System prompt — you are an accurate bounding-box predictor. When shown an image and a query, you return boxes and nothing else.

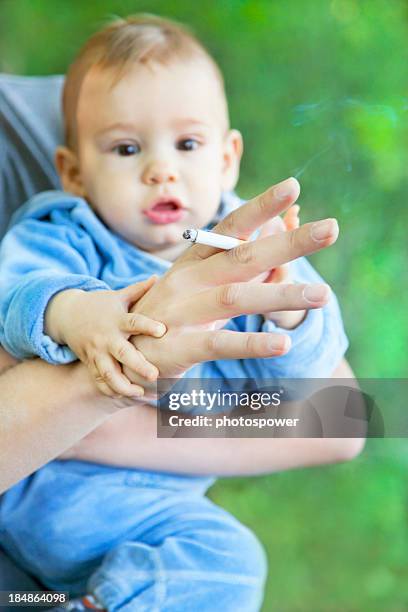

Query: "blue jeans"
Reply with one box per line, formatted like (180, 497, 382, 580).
(0, 461, 267, 611)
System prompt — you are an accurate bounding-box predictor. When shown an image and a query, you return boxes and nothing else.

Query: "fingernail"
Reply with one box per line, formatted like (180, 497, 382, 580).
(268, 335, 291, 353)
(310, 219, 338, 242)
(146, 365, 159, 380)
(303, 284, 330, 303)
(154, 323, 166, 336)
(274, 177, 299, 200)
(133, 388, 144, 397)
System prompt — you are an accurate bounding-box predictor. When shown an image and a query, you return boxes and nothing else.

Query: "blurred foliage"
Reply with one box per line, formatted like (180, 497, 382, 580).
(1, 0, 408, 610)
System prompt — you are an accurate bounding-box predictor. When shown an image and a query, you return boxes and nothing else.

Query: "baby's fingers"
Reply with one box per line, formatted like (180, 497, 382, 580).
(283, 205, 300, 231)
(265, 264, 291, 284)
(121, 313, 166, 337)
(258, 215, 285, 239)
(110, 340, 159, 382)
(118, 276, 158, 306)
(90, 354, 145, 398)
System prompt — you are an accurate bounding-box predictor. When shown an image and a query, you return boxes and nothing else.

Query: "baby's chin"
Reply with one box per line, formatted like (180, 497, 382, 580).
(132, 229, 188, 261)
(145, 240, 187, 262)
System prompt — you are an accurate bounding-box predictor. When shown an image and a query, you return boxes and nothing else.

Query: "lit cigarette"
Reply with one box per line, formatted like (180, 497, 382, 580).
(183, 229, 246, 250)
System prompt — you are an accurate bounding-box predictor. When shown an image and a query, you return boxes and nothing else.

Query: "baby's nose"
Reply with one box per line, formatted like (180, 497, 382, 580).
(142, 161, 178, 185)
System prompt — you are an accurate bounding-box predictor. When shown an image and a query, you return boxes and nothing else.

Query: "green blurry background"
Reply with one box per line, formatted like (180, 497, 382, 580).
(1, 0, 407, 609)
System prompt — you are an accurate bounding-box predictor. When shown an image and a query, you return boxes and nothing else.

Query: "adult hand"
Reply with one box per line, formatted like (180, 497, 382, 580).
(125, 177, 338, 380)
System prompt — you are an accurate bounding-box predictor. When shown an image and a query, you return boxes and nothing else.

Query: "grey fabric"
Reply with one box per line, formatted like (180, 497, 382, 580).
(0, 547, 43, 607)
(0, 547, 42, 588)
(0, 73, 62, 591)
(0, 73, 63, 238)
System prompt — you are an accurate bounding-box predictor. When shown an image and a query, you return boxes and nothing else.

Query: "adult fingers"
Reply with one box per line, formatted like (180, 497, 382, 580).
(192, 217, 339, 285)
(174, 282, 330, 325)
(110, 340, 159, 382)
(184, 177, 300, 261)
(188, 329, 292, 363)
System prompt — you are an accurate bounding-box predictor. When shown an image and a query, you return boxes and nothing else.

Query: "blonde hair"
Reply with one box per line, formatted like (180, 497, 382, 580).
(62, 14, 226, 148)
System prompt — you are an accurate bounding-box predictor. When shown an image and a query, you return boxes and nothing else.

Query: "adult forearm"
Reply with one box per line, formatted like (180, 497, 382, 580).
(68, 409, 364, 476)
(68, 359, 365, 475)
(0, 353, 120, 493)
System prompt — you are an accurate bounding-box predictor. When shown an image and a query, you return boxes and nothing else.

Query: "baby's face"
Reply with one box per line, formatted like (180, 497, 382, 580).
(68, 59, 241, 258)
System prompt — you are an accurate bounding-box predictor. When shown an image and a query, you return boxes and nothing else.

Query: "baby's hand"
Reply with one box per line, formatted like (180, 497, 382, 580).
(261, 205, 307, 329)
(45, 277, 166, 398)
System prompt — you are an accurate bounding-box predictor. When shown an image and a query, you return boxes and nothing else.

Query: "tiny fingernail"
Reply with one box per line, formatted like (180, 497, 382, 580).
(303, 284, 330, 303)
(310, 219, 338, 242)
(274, 177, 298, 201)
(268, 335, 291, 353)
(134, 387, 145, 397)
(154, 324, 166, 336)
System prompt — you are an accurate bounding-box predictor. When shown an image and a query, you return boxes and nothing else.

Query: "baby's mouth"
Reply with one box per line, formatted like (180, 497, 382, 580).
(143, 198, 186, 225)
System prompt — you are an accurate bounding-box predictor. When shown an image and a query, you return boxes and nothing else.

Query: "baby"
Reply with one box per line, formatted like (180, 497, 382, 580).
(0, 15, 348, 612)
(1, 14, 305, 401)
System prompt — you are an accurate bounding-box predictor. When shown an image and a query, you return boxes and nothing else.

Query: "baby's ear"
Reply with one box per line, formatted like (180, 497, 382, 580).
(55, 146, 86, 198)
(221, 129, 243, 191)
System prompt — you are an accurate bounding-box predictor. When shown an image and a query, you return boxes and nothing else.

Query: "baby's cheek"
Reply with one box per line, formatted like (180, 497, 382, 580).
(82, 167, 111, 201)
(91, 174, 127, 205)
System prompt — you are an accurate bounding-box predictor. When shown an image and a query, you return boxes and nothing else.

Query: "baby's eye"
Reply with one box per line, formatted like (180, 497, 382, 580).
(113, 143, 140, 156)
(176, 138, 200, 151)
